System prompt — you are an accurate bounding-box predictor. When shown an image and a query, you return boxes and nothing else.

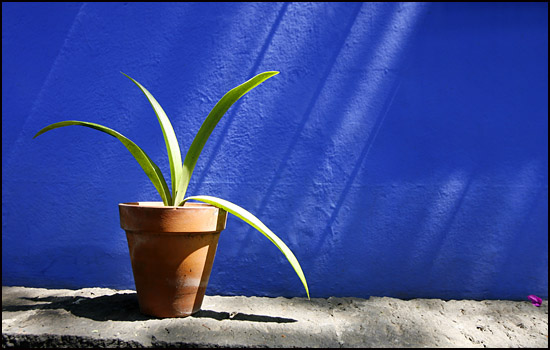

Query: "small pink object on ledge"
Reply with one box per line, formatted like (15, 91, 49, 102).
(527, 295, 542, 307)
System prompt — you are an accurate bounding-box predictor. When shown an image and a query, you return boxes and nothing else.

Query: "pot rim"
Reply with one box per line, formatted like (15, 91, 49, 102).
(119, 201, 227, 233)
(119, 201, 217, 210)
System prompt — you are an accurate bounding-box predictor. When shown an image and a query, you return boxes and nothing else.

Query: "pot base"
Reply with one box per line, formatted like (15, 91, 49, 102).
(126, 230, 220, 318)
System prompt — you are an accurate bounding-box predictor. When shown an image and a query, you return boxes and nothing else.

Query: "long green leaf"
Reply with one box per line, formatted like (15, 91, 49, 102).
(121, 72, 182, 204)
(33, 121, 172, 205)
(183, 195, 310, 299)
(173, 71, 279, 206)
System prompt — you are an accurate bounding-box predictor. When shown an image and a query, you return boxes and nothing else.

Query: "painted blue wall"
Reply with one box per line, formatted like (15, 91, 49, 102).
(2, 2, 547, 300)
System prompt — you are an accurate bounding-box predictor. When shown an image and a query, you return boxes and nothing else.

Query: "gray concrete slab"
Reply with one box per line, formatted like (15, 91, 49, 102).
(2, 286, 548, 348)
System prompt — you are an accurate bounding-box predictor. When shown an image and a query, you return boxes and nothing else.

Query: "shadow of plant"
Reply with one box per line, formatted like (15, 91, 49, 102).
(193, 309, 296, 323)
(2, 293, 296, 323)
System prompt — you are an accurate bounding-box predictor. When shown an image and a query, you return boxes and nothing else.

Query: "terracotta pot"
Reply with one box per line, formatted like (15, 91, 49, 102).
(119, 201, 227, 318)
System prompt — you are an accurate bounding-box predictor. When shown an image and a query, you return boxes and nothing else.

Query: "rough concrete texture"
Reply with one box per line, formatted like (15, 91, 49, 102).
(2, 286, 548, 348)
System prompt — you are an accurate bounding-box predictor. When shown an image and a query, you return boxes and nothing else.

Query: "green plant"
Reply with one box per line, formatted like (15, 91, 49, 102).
(34, 71, 309, 299)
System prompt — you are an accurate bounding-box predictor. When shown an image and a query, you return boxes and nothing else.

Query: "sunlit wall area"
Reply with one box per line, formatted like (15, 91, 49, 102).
(2, 2, 547, 300)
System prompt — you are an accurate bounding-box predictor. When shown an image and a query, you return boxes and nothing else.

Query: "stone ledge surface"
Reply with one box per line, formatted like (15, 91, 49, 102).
(2, 286, 548, 348)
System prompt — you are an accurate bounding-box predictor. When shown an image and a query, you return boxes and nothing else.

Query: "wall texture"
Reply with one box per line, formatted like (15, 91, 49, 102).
(2, 2, 547, 300)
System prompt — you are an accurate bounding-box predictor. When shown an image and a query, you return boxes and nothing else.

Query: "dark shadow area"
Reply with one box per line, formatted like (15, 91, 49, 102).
(2, 294, 296, 323)
(2, 294, 150, 322)
(192, 309, 296, 323)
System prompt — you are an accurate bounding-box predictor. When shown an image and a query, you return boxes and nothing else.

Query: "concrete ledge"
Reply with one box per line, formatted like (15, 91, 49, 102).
(2, 286, 548, 348)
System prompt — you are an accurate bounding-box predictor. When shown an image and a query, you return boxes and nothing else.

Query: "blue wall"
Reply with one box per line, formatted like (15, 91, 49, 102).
(2, 2, 547, 300)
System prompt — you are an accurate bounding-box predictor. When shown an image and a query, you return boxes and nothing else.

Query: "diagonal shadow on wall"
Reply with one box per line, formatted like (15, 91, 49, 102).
(231, 3, 366, 260)
(191, 3, 290, 193)
(230, 3, 430, 266)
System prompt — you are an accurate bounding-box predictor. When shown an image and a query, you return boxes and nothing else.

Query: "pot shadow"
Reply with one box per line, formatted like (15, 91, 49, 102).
(3, 293, 296, 323)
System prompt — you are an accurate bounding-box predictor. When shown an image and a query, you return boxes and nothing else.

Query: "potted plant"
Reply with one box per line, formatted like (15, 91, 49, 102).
(34, 71, 309, 318)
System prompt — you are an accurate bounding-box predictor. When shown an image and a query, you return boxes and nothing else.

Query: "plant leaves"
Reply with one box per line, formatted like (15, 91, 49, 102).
(183, 195, 310, 299)
(33, 120, 172, 205)
(173, 71, 279, 206)
(121, 72, 182, 204)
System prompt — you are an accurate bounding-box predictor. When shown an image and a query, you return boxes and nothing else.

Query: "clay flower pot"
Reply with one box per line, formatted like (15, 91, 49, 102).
(119, 201, 227, 318)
